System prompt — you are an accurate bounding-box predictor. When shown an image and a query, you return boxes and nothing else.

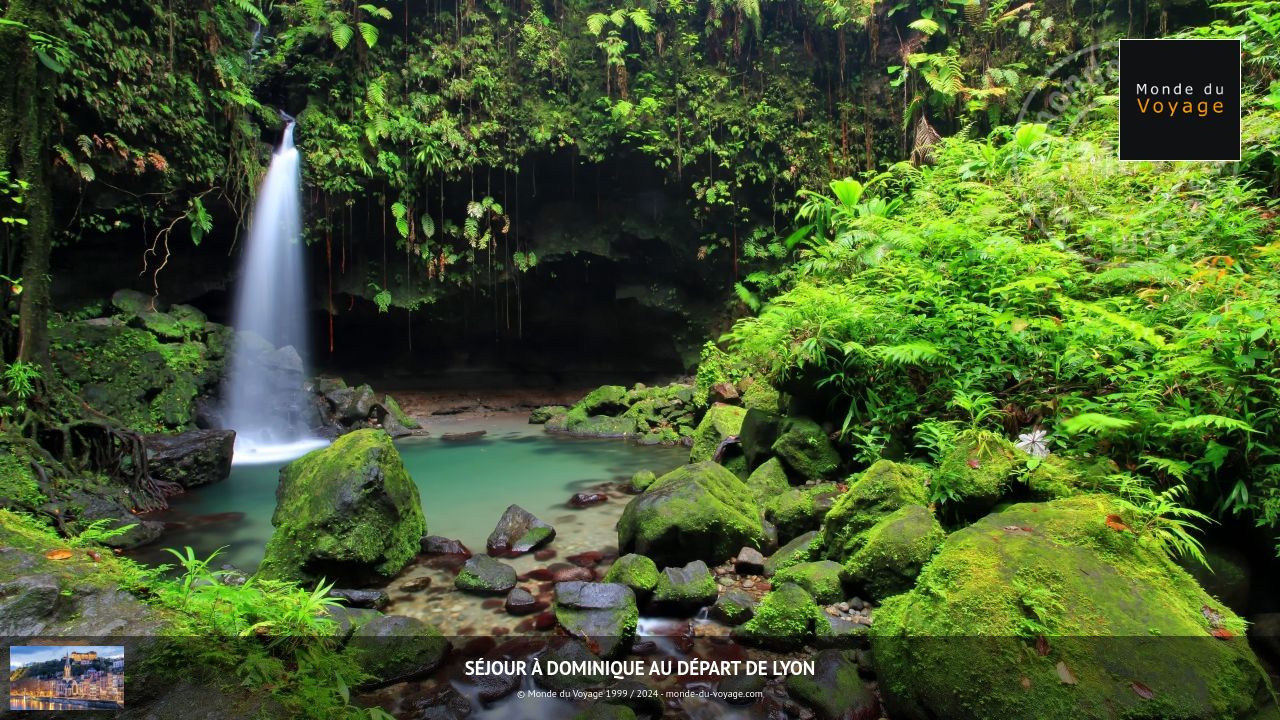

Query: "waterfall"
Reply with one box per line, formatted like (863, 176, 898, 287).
(221, 122, 327, 464)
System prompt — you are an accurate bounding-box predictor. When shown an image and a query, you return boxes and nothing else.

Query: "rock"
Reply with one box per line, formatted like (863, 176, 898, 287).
(871, 494, 1276, 720)
(602, 554, 660, 597)
(552, 565, 594, 582)
(168, 304, 207, 334)
(739, 410, 783, 470)
(381, 394, 421, 429)
(617, 461, 765, 567)
(327, 588, 389, 610)
(529, 405, 568, 424)
(475, 663, 521, 704)
(137, 310, 185, 339)
(689, 404, 747, 463)
(813, 612, 869, 649)
(344, 614, 448, 688)
(505, 587, 539, 615)
(314, 376, 348, 395)
(258, 430, 426, 584)
(568, 551, 605, 567)
(535, 640, 613, 691)
(111, 288, 154, 315)
(611, 678, 665, 718)
(441, 430, 487, 442)
(764, 531, 820, 577)
(63, 489, 164, 549)
(401, 576, 432, 592)
(420, 535, 471, 557)
(784, 649, 878, 720)
(143, 429, 235, 489)
(327, 384, 378, 422)
(572, 705, 636, 720)
(553, 582, 639, 658)
(569, 492, 608, 507)
(718, 672, 766, 705)
(772, 560, 849, 605)
(0, 574, 61, 635)
(765, 483, 841, 542)
(711, 589, 758, 625)
(745, 457, 791, 503)
(710, 381, 740, 403)
(770, 417, 840, 483)
(843, 504, 945, 599)
(651, 560, 718, 614)
(932, 430, 1022, 514)
(574, 385, 630, 416)
(411, 684, 473, 720)
(822, 460, 929, 564)
(563, 415, 637, 438)
(735, 547, 766, 575)
(380, 412, 414, 439)
(487, 504, 556, 556)
(630, 470, 657, 492)
(322, 605, 381, 640)
(739, 377, 781, 413)
(455, 555, 518, 594)
(736, 582, 818, 650)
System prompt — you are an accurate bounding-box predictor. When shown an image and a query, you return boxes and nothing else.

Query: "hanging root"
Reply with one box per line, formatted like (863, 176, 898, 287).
(38, 420, 179, 512)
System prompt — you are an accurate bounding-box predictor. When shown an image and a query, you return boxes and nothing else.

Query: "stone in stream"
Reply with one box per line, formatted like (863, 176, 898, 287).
(327, 588, 389, 610)
(411, 684, 473, 720)
(505, 587, 540, 615)
(486, 504, 556, 556)
(735, 546, 766, 575)
(142, 428, 235, 489)
(257, 430, 426, 585)
(400, 576, 432, 592)
(420, 535, 471, 557)
(455, 555, 517, 594)
(343, 614, 448, 688)
(735, 582, 819, 650)
(784, 649, 878, 720)
(651, 560, 718, 615)
(553, 581, 638, 658)
(711, 589, 758, 625)
(534, 639, 612, 691)
(327, 383, 378, 422)
(601, 554, 660, 598)
(772, 560, 849, 605)
(528, 405, 568, 424)
(551, 564, 594, 583)
(569, 492, 609, 507)
(764, 530, 820, 577)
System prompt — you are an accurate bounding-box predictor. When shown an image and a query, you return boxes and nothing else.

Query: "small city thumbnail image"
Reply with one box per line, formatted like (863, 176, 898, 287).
(9, 646, 125, 711)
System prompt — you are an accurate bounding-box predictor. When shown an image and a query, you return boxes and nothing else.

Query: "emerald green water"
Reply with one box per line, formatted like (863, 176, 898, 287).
(138, 414, 686, 572)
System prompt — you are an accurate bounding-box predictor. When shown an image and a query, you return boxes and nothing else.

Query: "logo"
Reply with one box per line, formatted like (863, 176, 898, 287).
(1119, 39, 1241, 161)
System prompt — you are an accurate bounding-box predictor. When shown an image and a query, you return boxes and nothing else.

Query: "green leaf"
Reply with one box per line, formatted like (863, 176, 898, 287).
(1059, 413, 1136, 435)
(331, 24, 354, 50)
(357, 22, 379, 48)
(1160, 415, 1256, 434)
(35, 49, 65, 74)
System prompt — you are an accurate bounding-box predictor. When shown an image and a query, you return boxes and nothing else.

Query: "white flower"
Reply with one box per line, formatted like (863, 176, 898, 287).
(1015, 428, 1050, 458)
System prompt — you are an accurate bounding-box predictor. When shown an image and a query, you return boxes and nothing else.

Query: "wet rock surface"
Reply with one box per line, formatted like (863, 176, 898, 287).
(143, 429, 235, 489)
(487, 504, 556, 556)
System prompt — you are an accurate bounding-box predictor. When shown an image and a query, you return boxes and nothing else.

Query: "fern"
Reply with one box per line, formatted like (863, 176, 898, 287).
(330, 24, 354, 50)
(1059, 413, 1136, 435)
(357, 22, 379, 48)
(227, 0, 268, 25)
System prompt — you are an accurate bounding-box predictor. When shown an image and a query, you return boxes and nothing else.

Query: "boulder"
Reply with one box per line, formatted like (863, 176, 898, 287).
(553, 581, 638, 658)
(327, 384, 378, 422)
(771, 417, 840, 482)
(534, 640, 614, 692)
(617, 461, 765, 567)
(765, 530, 820, 577)
(381, 394, 421, 429)
(765, 483, 841, 542)
(712, 589, 758, 625)
(143, 429, 235, 489)
(772, 560, 849, 605)
(111, 288, 154, 315)
(529, 405, 568, 424)
(689, 404, 747, 463)
(932, 430, 1022, 514)
(573, 385, 630, 416)
(651, 560, 718, 614)
(258, 430, 426, 584)
(736, 582, 819, 650)
(344, 614, 448, 688)
(821, 460, 928, 564)
(784, 650, 878, 720)
(629, 470, 657, 492)
(420, 536, 471, 556)
(843, 504, 944, 599)
(487, 504, 556, 556)
(168, 304, 207, 335)
(739, 377, 781, 413)
(137, 310, 186, 340)
(326, 588, 389, 610)
(505, 587, 539, 615)
(735, 547, 766, 575)
(563, 415, 637, 438)
(64, 489, 164, 548)
(739, 410, 782, 470)
(871, 495, 1277, 720)
(601, 554, 660, 597)
(745, 457, 791, 502)
(455, 555, 517, 594)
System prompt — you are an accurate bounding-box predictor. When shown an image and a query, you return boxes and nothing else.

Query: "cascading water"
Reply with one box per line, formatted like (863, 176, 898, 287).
(221, 121, 328, 464)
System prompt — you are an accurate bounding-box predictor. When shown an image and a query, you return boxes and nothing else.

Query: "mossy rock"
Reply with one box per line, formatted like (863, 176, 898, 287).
(629, 470, 657, 492)
(258, 430, 426, 584)
(382, 394, 420, 430)
(745, 457, 791, 502)
(0, 441, 47, 512)
(572, 705, 636, 720)
(712, 589, 758, 625)
(784, 649, 878, 720)
(651, 560, 718, 613)
(554, 581, 639, 658)
(136, 310, 186, 340)
(740, 409, 783, 470)
(168, 304, 207, 335)
(871, 495, 1278, 720)
(771, 417, 840, 482)
(821, 460, 928, 564)
(739, 377, 781, 413)
(571, 385, 630, 417)
(737, 582, 819, 650)
(565, 415, 638, 438)
(934, 430, 1022, 514)
(773, 560, 849, 605)
(1023, 454, 1118, 501)
(765, 530, 821, 577)
(617, 461, 765, 567)
(843, 504, 944, 600)
(110, 288, 154, 315)
(344, 614, 448, 688)
(455, 554, 517, 594)
(689, 404, 747, 463)
(529, 405, 568, 424)
(766, 483, 841, 542)
(602, 553, 660, 596)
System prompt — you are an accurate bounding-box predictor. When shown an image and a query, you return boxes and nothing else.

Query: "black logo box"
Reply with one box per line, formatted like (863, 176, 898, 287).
(1119, 38, 1241, 162)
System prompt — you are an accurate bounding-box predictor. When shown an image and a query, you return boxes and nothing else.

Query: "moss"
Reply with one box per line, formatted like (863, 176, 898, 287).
(570, 384, 629, 419)
(652, 560, 718, 607)
(739, 376, 781, 412)
(602, 553, 660, 595)
(773, 560, 849, 604)
(746, 456, 791, 501)
(738, 582, 820, 649)
(821, 460, 929, 563)
(1023, 454, 1118, 500)
(617, 461, 765, 567)
(572, 704, 637, 720)
(528, 405, 567, 424)
(843, 504, 944, 599)
(771, 417, 840, 482)
(765, 530, 821, 576)
(0, 442, 46, 511)
(689, 403, 747, 463)
(258, 430, 426, 583)
(766, 483, 840, 540)
(138, 310, 186, 340)
(933, 430, 1022, 513)
(870, 495, 1276, 720)
(382, 394, 420, 429)
(630, 470, 657, 492)
(784, 650, 874, 720)
(344, 615, 448, 687)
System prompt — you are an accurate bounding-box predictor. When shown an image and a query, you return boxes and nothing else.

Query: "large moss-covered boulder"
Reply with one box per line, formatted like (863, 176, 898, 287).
(821, 460, 928, 563)
(871, 495, 1278, 720)
(455, 555, 517, 594)
(843, 504, 944, 599)
(933, 430, 1022, 513)
(745, 457, 791, 501)
(258, 430, 426, 583)
(554, 581, 638, 658)
(765, 530, 820, 577)
(689, 404, 747, 463)
(784, 649, 879, 720)
(771, 417, 840, 482)
(344, 614, 448, 688)
(765, 483, 841, 542)
(617, 461, 765, 567)
(651, 560, 718, 614)
(736, 582, 820, 650)
(772, 560, 849, 605)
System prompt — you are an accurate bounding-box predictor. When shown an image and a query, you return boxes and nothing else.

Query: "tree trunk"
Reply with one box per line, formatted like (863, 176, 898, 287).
(0, 0, 56, 367)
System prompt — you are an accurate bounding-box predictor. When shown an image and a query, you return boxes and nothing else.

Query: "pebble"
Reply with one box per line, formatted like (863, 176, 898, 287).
(837, 602, 849, 612)
(534, 548, 557, 561)
(401, 577, 433, 592)
(850, 597, 865, 611)
(742, 579, 755, 589)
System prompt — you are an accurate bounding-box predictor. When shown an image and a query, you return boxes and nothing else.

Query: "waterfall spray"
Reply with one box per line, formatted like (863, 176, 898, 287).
(221, 122, 327, 463)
